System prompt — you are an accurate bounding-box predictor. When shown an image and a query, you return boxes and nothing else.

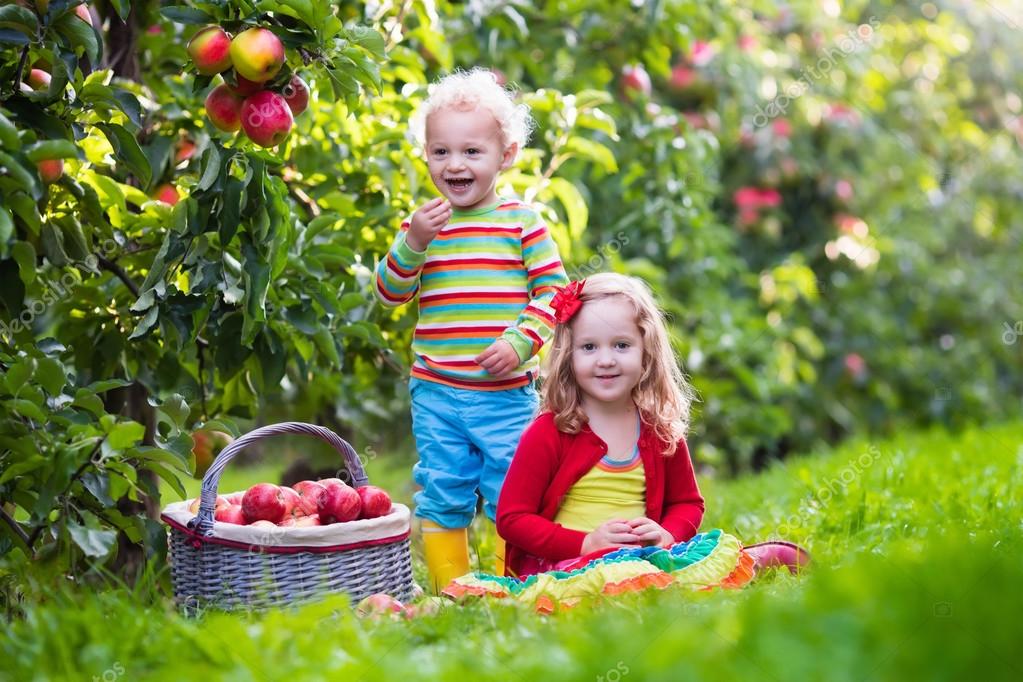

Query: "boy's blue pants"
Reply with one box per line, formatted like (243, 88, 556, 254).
(409, 377, 538, 528)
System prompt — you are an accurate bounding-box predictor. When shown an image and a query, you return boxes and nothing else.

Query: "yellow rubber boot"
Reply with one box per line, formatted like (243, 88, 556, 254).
(493, 534, 507, 577)
(421, 520, 469, 593)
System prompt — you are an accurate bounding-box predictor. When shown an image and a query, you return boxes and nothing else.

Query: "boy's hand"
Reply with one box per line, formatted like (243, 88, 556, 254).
(627, 517, 674, 547)
(475, 339, 521, 377)
(405, 197, 451, 252)
(581, 519, 641, 555)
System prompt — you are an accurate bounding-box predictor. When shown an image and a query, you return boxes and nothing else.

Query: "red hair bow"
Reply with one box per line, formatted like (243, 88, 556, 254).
(550, 280, 586, 324)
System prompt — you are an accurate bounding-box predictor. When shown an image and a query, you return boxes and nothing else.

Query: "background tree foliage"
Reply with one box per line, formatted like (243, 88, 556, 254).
(1, 0, 1020, 585)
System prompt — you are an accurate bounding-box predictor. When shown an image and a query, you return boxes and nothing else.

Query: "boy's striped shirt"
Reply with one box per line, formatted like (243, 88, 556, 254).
(375, 200, 567, 390)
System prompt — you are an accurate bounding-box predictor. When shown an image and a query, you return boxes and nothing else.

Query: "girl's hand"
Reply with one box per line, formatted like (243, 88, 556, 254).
(406, 197, 451, 252)
(475, 339, 520, 377)
(581, 519, 641, 555)
(627, 517, 674, 547)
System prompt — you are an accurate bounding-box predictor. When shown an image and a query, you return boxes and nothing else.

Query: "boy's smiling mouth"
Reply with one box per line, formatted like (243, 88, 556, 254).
(445, 177, 473, 190)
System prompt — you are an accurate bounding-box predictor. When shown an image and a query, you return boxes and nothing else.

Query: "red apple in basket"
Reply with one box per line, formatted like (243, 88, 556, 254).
(215, 505, 247, 524)
(318, 482, 361, 523)
(188, 495, 230, 514)
(242, 483, 287, 523)
(293, 480, 327, 516)
(249, 519, 277, 529)
(282, 513, 322, 527)
(280, 486, 301, 516)
(357, 485, 392, 519)
(355, 593, 405, 619)
(225, 492, 244, 505)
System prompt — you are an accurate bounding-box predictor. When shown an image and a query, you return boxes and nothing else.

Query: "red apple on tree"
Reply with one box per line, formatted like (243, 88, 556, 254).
(73, 3, 92, 26)
(230, 27, 286, 83)
(356, 485, 392, 519)
(318, 481, 361, 523)
(621, 63, 651, 101)
(174, 138, 197, 164)
(152, 183, 180, 206)
(281, 74, 310, 116)
(36, 159, 64, 184)
(187, 26, 233, 76)
(241, 90, 293, 147)
(227, 72, 263, 97)
(242, 483, 287, 523)
(204, 84, 244, 132)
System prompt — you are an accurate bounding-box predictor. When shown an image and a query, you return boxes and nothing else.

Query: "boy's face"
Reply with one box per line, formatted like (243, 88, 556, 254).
(425, 106, 517, 211)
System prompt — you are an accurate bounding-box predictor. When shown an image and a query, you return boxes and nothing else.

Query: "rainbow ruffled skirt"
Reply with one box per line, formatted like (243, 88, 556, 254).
(443, 529, 755, 613)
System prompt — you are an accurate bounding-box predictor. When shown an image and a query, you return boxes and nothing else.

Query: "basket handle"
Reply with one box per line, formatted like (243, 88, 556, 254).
(190, 421, 368, 536)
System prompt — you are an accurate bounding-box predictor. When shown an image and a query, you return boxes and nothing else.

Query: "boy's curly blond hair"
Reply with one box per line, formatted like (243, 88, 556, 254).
(410, 68, 534, 149)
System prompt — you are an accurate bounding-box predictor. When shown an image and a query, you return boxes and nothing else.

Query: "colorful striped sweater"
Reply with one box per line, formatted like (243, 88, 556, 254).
(375, 199, 568, 390)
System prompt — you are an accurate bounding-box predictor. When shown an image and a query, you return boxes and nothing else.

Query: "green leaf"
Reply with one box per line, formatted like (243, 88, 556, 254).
(144, 461, 187, 499)
(0, 456, 47, 485)
(547, 177, 589, 241)
(108, 0, 130, 22)
(8, 398, 45, 422)
(348, 24, 387, 60)
(34, 357, 66, 396)
(241, 241, 271, 346)
(67, 522, 117, 558)
(313, 327, 340, 365)
(157, 393, 189, 427)
(128, 306, 159, 341)
(0, 5, 37, 37)
(196, 143, 221, 192)
(73, 389, 105, 418)
(563, 136, 618, 173)
(0, 207, 12, 258)
(24, 139, 79, 163)
(108, 421, 145, 449)
(54, 11, 100, 66)
(9, 192, 41, 236)
(11, 241, 36, 287)
(0, 110, 21, 150)
(159, 7, 215, 25)
(96, 123, 152, 188)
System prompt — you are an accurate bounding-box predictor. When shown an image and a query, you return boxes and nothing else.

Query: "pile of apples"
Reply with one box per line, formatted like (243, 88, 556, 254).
(186, 25, 310, 148)
(188, 479, 393, 528)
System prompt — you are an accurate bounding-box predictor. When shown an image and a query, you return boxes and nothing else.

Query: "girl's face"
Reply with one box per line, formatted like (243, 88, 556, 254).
(570, 297, 644, 411)
(424, 106, 517, 211)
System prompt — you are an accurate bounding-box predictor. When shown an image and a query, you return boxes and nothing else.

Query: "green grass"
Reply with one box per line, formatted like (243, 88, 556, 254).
(3, 422, 1021, 681)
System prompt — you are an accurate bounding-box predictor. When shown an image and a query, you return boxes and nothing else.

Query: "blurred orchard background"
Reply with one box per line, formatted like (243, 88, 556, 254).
(0, 0, 1021, 637)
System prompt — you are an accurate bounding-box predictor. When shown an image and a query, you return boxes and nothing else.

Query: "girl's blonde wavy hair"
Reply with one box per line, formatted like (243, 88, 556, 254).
(541, 273, 695, 454)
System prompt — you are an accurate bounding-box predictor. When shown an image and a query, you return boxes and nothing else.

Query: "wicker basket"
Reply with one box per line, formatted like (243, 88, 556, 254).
(161, 422, 414, 613)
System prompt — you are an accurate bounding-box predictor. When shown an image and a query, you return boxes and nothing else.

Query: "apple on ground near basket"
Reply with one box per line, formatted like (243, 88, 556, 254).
(355, 593, 405, 619)
(356, 485, 392, 519)
(319, 482, 361, 523)
(242, 483, 287, 524)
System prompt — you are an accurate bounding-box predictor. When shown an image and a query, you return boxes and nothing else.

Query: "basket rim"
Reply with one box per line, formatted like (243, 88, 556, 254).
(163, 514, 411, 554)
